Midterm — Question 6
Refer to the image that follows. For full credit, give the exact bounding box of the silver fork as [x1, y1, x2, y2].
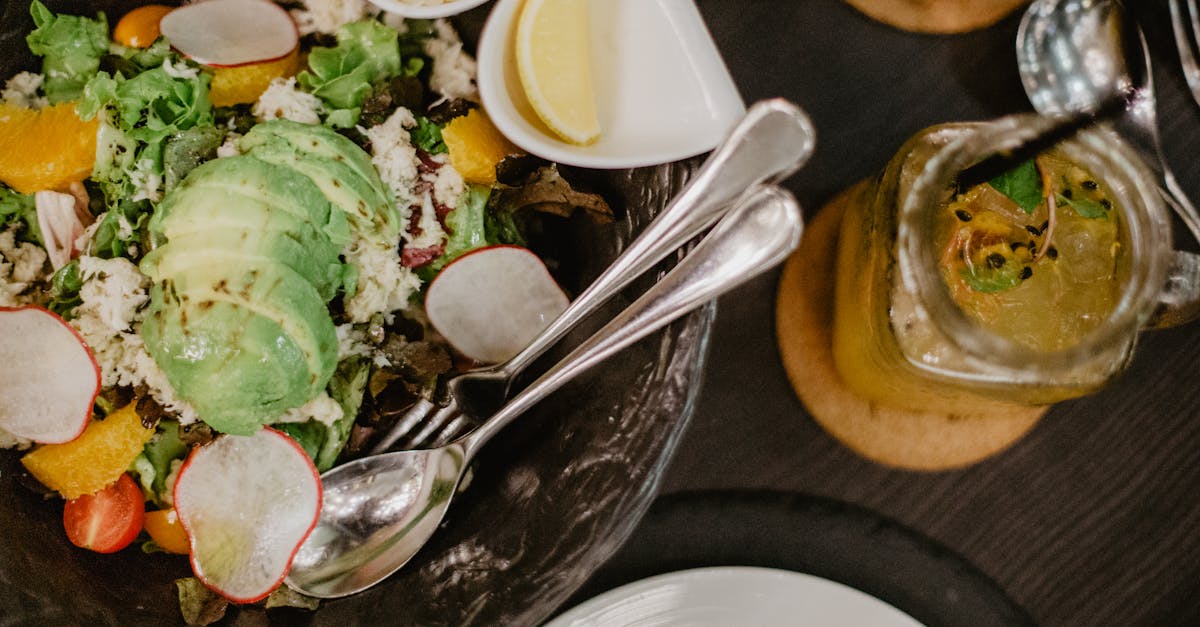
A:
[372, 99, 817, 454]
[1170, 0, 1200, 107]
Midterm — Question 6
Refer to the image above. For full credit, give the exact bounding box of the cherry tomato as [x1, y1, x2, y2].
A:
[62, 473, 145, 553]
[143, 508, 190, 555]
[112, 5, 174, 49]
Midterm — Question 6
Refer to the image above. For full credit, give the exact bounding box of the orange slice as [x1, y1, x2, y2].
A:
[0, 102, 98, 194]
[442, 108, 521, 185]
[208, 48, 301, 108]
[21, 402, 156, 499]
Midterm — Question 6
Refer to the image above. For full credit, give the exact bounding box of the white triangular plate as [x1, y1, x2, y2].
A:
[477, 0, 746, 169]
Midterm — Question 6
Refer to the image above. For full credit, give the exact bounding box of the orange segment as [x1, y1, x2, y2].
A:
[0, 102, 98, 194]
[21, 403, 156, 499]
[441, 108, 522, 185]
[208, 48, 301, 108]
[113, 5, 174, 49]
[144, 508, 191, 554]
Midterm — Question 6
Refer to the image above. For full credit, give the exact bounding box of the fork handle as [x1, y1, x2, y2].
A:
[459, 185, 802, 458]
[494, 99, 814, 380]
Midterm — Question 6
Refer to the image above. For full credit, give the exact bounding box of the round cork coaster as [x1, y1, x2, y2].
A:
[776, 181, 1047, 471]
[841, 0, 1028, 34]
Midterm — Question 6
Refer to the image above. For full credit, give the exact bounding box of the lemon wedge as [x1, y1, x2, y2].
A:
[515, 0, 601, 145]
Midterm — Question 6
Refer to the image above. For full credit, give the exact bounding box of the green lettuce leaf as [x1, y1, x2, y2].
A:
[25, 0, 109, 103]
[298, 19, 417, 127]
[46, 259, 83, 318]
[275, 357, 372, 472]
[410, 116, 447, 154]
[80, 66, 214, 208]
[0, 186, 42, 245]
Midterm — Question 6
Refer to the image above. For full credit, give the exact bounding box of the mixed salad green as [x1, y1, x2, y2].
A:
[0, 0, 610, 621]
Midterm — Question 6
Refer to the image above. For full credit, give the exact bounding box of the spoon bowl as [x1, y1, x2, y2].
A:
[286, 184, 803, 598]
[1016, 0, 1200, 242]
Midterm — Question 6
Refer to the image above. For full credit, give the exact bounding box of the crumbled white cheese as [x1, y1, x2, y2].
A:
[0, 226, 49, 307]
[253, 77, 325, 125]
[342, 237, 422, 323]
[365, 107, 421, 210]
[77, 256, 148, 333]
[431, 153, 465, 211]
[337, 322, 392, 367]
[275, 391, 345, 427]
[1, 71, 47, 109]
[424, 20, 478, 102]
[290, 0, 369, 36]
[410, 191, 448, 250]
[129, 158, 163, 203]
[67, 256, 199, 424]
[217, 132, 242, 158]
[161, 58, 199, 80]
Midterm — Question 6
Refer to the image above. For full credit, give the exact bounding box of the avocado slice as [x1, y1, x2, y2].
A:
[150, 187, 343, 265]
[141, 294, 315, 435]
[154, 155, 352, 248]
[140, 227, 348, 302]
[240, 120, 400, 240]
[162, 259, 339, 397]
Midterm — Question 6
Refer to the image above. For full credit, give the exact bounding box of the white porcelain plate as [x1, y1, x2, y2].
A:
[477, 0, 746, 169]
[545, 566, 926, 627]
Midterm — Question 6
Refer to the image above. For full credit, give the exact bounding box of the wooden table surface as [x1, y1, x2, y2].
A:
[572, 2, 1200, 626]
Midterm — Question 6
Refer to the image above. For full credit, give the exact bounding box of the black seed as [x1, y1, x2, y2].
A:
[986, 253, 1007, 268]
[1020, 266, 1033, 280]
[1010, 241, 1027, 251]
[1047, 246, 1059, 260]
[1062, 188, 1074, 199]
[1100, 198, 1112, 209]
[1025, 225, 1042, 236]
[1082, 180, 1098, 190]
[955, 209, 972, 222]
[1039, 220, 1049, 231]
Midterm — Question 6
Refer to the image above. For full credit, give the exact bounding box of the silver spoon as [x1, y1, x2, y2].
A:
[1016, 0, 1200, 243]
[286, 184, 803, 598]
[373, 99, 815, 451]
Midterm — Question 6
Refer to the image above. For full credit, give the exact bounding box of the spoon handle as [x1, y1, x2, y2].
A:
[494, 99, 815, 380]
[460, 185, 802, 458]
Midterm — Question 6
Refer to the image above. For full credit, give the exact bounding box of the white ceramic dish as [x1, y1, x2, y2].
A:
[369, 0, 490, 19]
[545, 566, 926, 627]
[477, 0, 746, 169]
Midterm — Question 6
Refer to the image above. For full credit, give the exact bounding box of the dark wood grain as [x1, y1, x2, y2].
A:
[605, 1, 1200, 626]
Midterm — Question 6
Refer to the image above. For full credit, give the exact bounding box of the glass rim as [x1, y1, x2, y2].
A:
[896, 114, 1172, 374]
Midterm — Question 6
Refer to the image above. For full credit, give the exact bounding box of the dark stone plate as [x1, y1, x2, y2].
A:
[0, 2, 713, 624]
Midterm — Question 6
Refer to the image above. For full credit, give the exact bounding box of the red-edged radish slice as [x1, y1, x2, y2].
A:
[425, 245, 569, 364]
[173, 427, 321, 604]
[159, 0, 299, 68]
[0, 306, 99, 444]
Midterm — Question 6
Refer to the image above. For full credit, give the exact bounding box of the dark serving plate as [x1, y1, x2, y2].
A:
[0, 1, 715, 624]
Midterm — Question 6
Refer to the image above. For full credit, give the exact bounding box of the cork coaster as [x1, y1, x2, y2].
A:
[776, 181, 1047, 471]
[841, 0, 1028, 34]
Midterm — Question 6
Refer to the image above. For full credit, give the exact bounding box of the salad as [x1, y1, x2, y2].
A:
[0, 0, 610, 621]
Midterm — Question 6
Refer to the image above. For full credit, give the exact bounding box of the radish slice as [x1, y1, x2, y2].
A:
[425, 245, 569, 363]
[0, 306, 98, 444]
[174, 427, 321, 603]
[159, 0, 299, 68]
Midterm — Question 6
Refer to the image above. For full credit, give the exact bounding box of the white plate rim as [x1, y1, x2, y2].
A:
[544, 566, 927, 627]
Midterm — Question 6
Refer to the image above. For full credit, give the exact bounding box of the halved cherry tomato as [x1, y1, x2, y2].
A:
[62, 473, 145, 553]
[143, 508, 190, 555]
[112, 5, 174, 48]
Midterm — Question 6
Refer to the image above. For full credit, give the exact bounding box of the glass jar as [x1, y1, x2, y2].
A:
[830, 114, 1187, 414]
